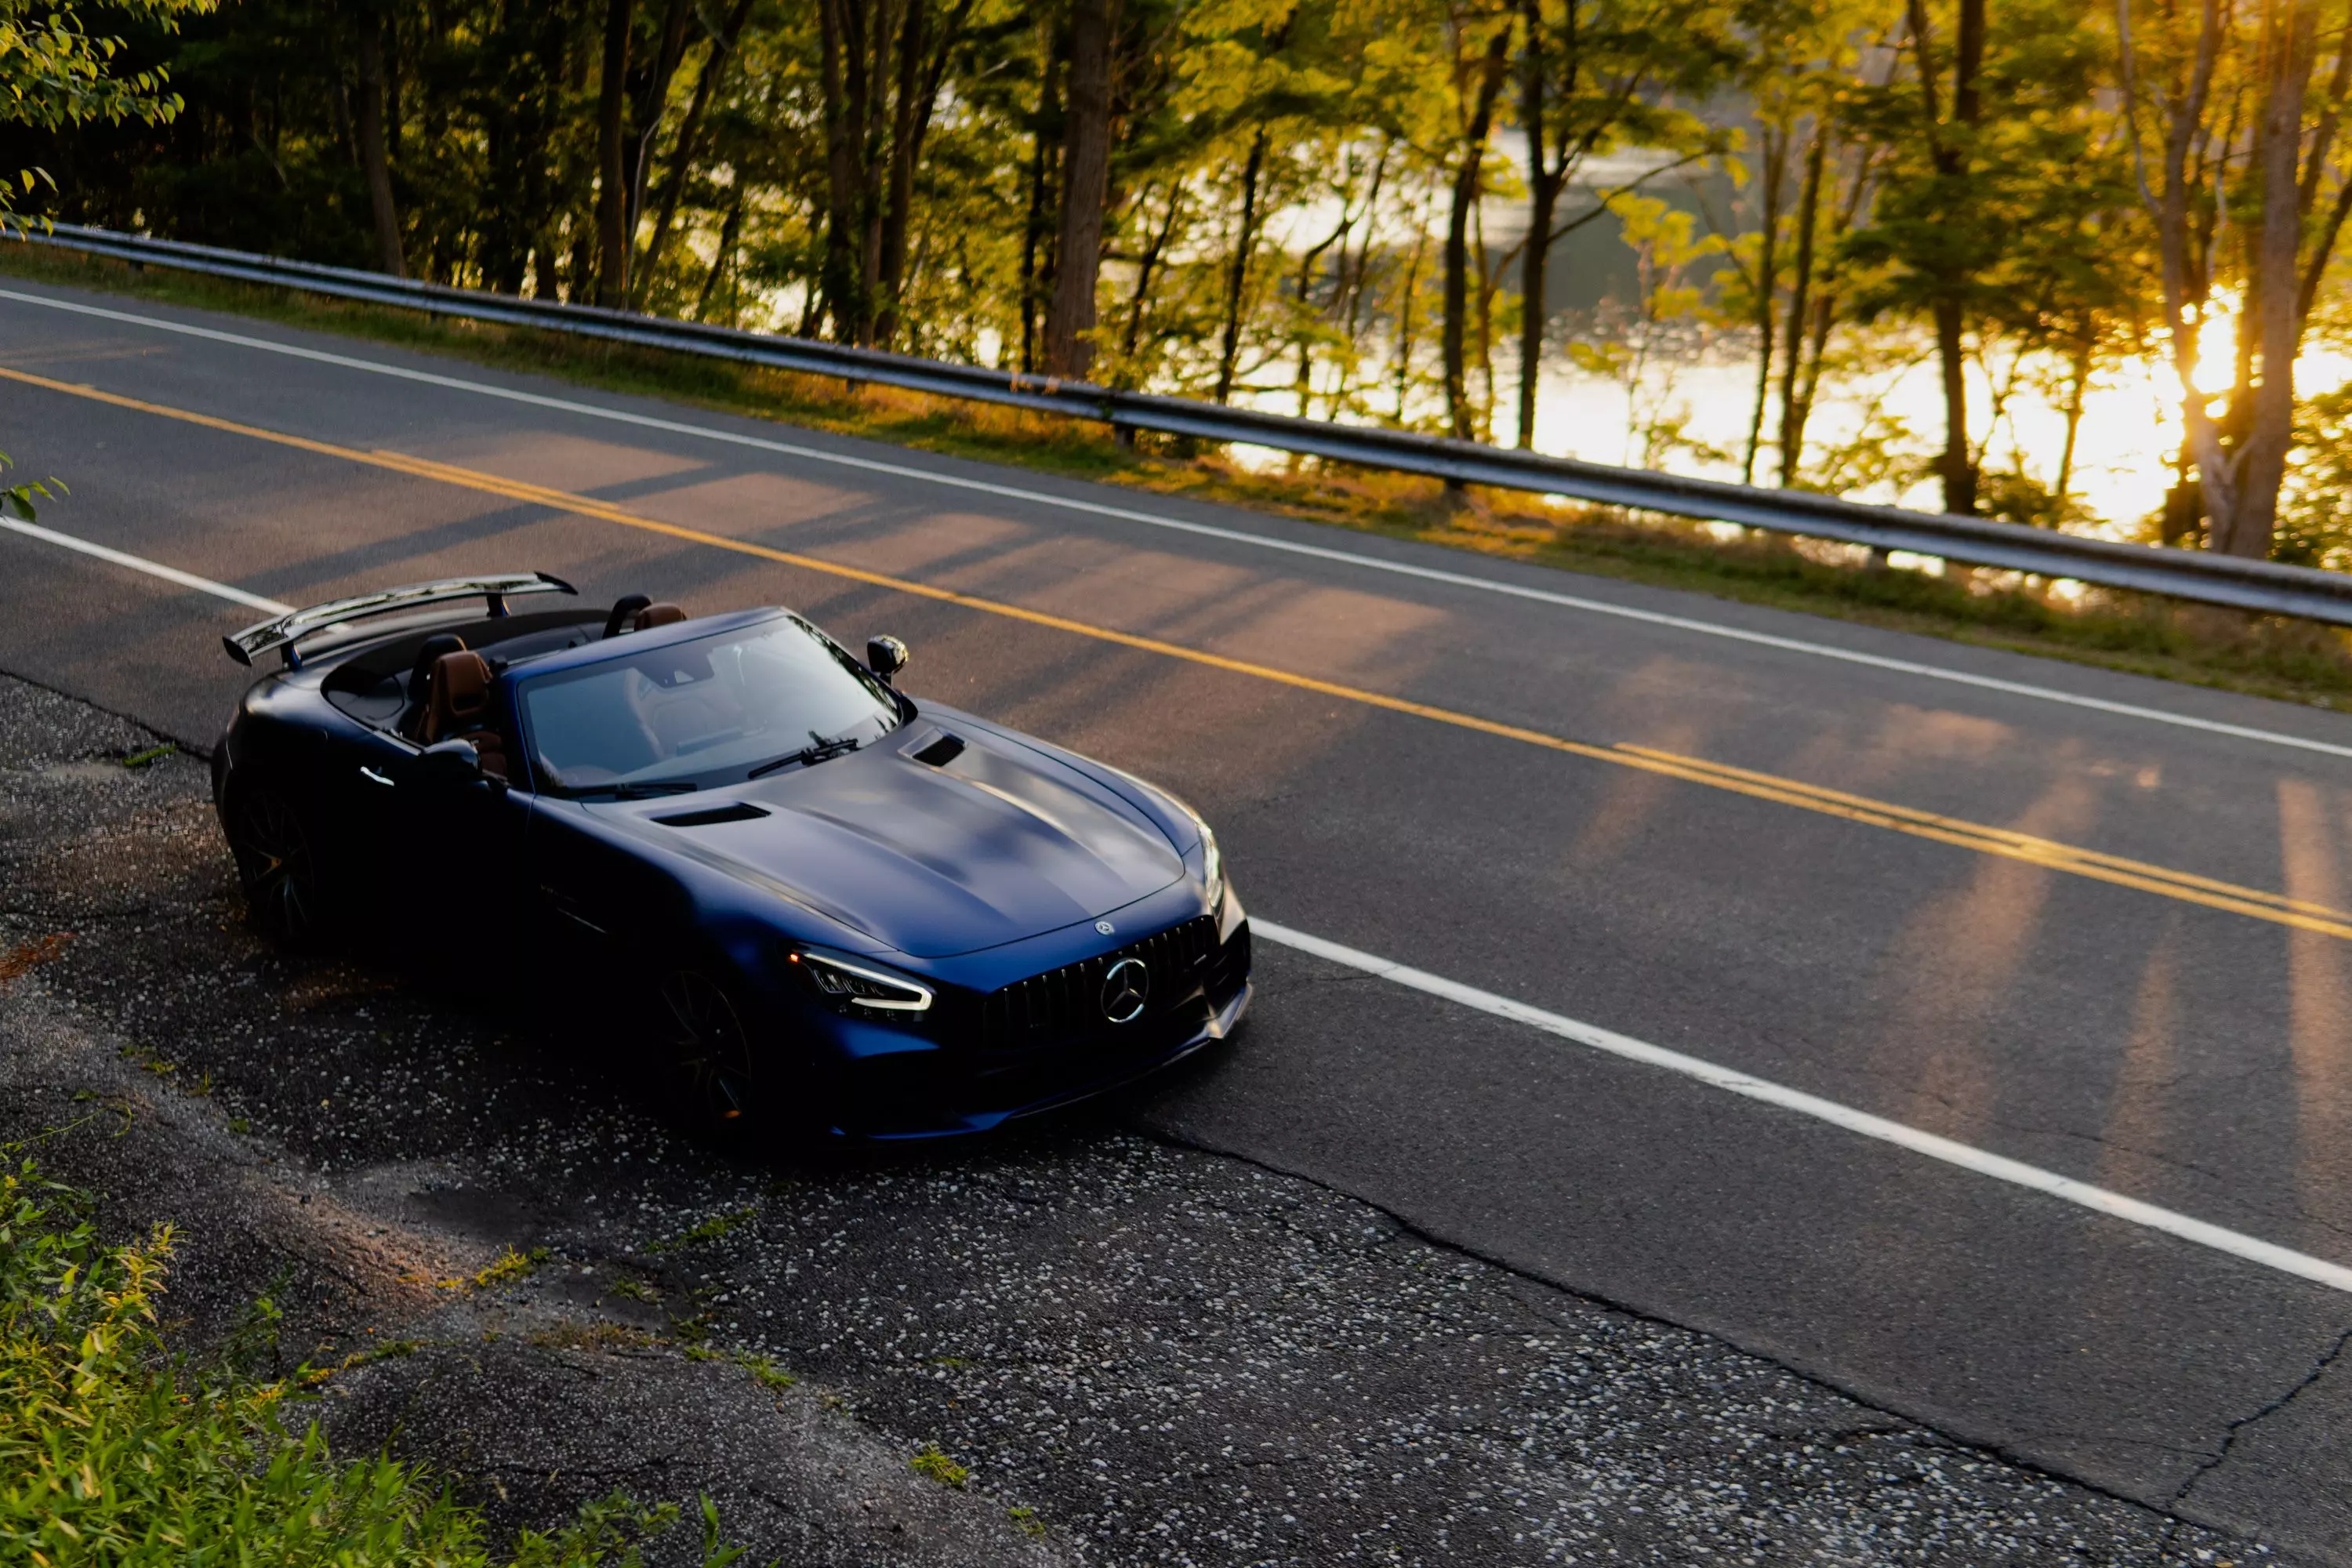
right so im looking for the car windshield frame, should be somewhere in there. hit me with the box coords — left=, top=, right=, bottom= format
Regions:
left=514, top=612, right=905, bottom=797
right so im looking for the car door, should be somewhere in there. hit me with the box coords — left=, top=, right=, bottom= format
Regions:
left=377, top=703, right=535, bottom=969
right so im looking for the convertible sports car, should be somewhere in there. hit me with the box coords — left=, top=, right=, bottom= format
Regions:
left=209, top=572, right=1250, bottom=1141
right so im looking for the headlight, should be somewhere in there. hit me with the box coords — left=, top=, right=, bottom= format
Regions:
left=1199, top=821, right=1225, bottom=910
left=789, top=950, right=935, bottom=1014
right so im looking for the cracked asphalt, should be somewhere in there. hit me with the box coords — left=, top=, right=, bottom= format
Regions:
left=0, top=676, right=2303, bottom=1563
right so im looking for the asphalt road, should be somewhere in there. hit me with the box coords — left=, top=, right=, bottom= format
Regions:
left=6, top=277, right=2352, bottom=1558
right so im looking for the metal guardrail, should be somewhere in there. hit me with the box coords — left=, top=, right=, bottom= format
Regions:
left=22, top=220, right=2352, bottom=627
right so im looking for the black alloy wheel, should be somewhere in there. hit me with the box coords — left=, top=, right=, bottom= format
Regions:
left=226, top=785, right=328, bottom=946
left=660, top=969, right=758, bottom=1139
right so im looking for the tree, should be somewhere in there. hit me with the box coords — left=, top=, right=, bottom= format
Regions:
left=1842, top=0, right=2108, bottom=517
left=1045, top=0, right=1113, bottom=376
left=2118, top=0, right=2352, bottom=557
left=1513, top=0, right=1733, bottom=451
left=2, top=0, right=210, bottom=230
left=1441, top=9, right=1510, bottom=441
left=595, top=0, right=633, bottom=306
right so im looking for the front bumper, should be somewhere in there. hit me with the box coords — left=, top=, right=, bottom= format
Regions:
left=820, top=920, right=1253, bottom=1141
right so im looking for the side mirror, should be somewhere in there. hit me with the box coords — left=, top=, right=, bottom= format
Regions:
left=417, top=738, right=490, bottom=789
left=867, top=635, right=909, bottom=687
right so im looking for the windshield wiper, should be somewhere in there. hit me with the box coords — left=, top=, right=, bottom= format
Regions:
left=747, top=730, right=863, bottom=779
left=567, top=781, right=698, bottom=800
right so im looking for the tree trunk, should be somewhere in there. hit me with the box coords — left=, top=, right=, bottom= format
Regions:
left=1212, top=129, right=1271, bottom=404
left=816, top=0, right=879, bottom=340
left=2217, top=0, right=2320, bottom=557
left=354, top=3, right=405, bottom=278
left=1742, top=124, right=1786, bottom=485
left=1044, top=0, right=1112, bottom=378
left=1017, top=47, right=1059, bottom=375
left=1907, top=0, right=1980, bottom=514
left=1122, top=184, right=1183, bottom=366
left=1776, top=130, right=1825, bottom=486
left=1514, top=0, right=1555, bottom=450
left=1443, top=29, right=1511, bottom=443
left=624, top=0, right=695, bottom=252
left=637, top=0, right=756, bottom=307
left=594, top=0, right=633, bottom=307
left=2054, top=336, right=2090, bottom=510
left=695, top=192, right=745, bottom=321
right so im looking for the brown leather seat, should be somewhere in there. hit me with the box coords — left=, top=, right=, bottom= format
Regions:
left=423, top=650, right=508, bottom=778
left=633, top=602, right=686, bottom=631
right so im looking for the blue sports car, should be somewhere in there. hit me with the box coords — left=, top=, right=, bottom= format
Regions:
left=209, top=572, right=1251, bottom=1141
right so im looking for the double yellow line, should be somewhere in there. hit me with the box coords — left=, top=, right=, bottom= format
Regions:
left=9, top=362, right=2350, bottom=943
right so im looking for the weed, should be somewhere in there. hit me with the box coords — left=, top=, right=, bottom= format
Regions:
left=228, top=1116, right=251, bottom=1134
left=683, top=1345, right=717, bottom=1362
left=651, top=1203, right=759, bottom=1254
left=909, top=1444, right=970, bottom=1490
left=1008, top=1504, right=1047, bottom=1538
left=732, top=1350, right=796, bottom=1392
left=302, top=1338, right=430, bottom=1385
left=527, top=1320, right=657, bottom=1353
left=0, top=1155, right=746, bottom=1564
left=604, top=1276, right=658, bottom=1304
left=120, top=742, right=176, bottom=768
left=470, top=1245, right=550, bottom=1290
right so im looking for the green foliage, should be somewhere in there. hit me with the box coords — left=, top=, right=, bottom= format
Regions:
left=0, top=1156, right=742, bottom=1566
left=0, top=449, right=60, bottom=521
left=2278, top=384, right=2352, bottom=573
left=908, top=1443, right=968, bottom=1489
left=0, top=0, right=210, bottom=228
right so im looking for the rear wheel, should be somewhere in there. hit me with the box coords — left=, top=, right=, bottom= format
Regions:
left=659, top=968, right=759, bottom=1141
left=225, top=783, right=329, bottom=947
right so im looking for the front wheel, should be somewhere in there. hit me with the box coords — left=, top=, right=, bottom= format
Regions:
left=224, top=782, right=330, bottom=948
left=659, top=968, right=760, bottom=1142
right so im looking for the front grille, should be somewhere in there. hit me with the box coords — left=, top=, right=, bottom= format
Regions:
left=979, top=914, right=1221, bottom=1051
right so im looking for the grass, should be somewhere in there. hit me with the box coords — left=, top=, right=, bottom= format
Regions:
left=732, top=1351, right=796, bottom=1392
left=526, top=1321, right=658, bottom=1354
left=470, top=1245, right=551, bottom=1290
left=0, top=1156, right=741, bottom=1566
left=7, top=238, right=2352, bottom=710
left=651, top=1203, right=759, bottom=1254
left=908, top=1444, right=970, bottom=1490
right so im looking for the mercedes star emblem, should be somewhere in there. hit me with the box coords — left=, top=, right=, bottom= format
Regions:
left=1095, top=919, right=1116, bottom=935
left=1100, top=957, right=1150, bottom=1024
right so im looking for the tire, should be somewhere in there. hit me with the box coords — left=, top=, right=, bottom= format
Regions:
left=223, top=782, right=331, bottom=948
left=659, top=967, right=760, bottom=1142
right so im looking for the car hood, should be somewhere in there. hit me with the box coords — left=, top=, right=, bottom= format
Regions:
left=629, top=732, right=1185, bottom=958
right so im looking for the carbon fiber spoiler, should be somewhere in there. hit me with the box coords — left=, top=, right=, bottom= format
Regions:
left=223, top=572, right=578, bottom=668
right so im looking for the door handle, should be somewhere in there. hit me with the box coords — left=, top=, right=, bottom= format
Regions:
left=360, top=767, right=394, bottom=787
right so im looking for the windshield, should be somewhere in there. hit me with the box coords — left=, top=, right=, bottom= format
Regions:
left=519, top=615, right=901, bottom=793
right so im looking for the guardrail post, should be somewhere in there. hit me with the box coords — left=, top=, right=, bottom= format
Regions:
left=1112, top=420, right=1137, bottom=451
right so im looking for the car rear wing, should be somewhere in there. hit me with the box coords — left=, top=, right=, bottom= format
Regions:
left=223, top=572, right=578, bottom=668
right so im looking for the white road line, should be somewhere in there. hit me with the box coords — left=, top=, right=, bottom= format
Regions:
left=8, top=285, right=2352, bottom=764
left=0, top=514, right=292, bottom=615
left=8, top=510, right=2343, bottom=1295
left=1252, top=919, right=2352, bottom=1295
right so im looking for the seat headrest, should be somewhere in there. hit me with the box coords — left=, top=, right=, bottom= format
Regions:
left=633, top=603, right=687, bottom=630
left=425, top=651, right=495, bottom=742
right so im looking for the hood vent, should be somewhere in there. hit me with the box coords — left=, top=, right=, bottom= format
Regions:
left=910, top=732, right=966, bottom=768
left=652, top=801, right=771, bottom=828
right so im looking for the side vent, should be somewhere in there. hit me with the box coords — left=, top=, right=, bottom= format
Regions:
left=652, top=802, right=770, bottom=828
left=912, top=733, right=966, bottom=768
